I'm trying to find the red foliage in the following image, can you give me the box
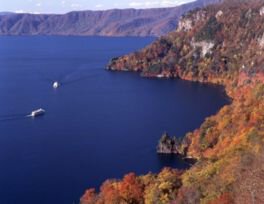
[99,180,121,203]
[173,187,201,204]
[119,173,144,203]
[208,192,234,204]
[80,188,96,204]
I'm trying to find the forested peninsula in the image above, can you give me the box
[81,0,264,203]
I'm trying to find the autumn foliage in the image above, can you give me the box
[81,0,264,203]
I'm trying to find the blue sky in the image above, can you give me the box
[0,0,196,14]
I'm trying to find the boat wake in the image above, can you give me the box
[61,65,101,85]
[0,113,29,122]
[36,65,102,87]
[0,110,46,122]
[62,73,101,86]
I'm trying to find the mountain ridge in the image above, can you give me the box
[0,0,221,37]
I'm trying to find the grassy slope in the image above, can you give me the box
[81,1,264,203]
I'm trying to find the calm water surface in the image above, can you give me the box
[0,36,228,204]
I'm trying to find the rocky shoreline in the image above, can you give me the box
[81,1,264,203]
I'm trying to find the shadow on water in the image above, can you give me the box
[157,154,196,170]
[183,157,197,166]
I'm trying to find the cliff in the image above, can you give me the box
[81,0,264,203]
[156,132,181,154]
[0,0,220,37]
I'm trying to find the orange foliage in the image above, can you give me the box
[118,173,144,203]
[80,189,96,204]
[82,1,264,203]
[208,192,234,204]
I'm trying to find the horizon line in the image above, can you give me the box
[0,0,197,15]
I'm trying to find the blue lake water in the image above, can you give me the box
[0,36,228,204]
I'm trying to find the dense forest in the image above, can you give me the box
[81,0,264,203]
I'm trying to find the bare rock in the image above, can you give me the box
[260,6,264,16]
[192,40,215,57]
[215,10,223,19]
[157,132,181,154]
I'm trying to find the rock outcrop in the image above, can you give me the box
[260,6,264,16]
[215,10,223,18]
[156,132,181,154]
[192,40,215,57]
[259,33,264,48]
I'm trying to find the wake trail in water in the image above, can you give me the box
[35,64,102,86]
[61,65,100,83]
[61,73,102,86]
[0,113,27,118]
[0,113,30,122]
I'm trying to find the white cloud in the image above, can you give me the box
[15,10,26,13]
[71,3,81,8]
[129,0,196,8]
[95,4,104,8]
[8,0,198,14]
[15,10,40,14]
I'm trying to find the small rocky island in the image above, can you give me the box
[157,132,182,154]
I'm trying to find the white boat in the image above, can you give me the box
[53,81,59,89]
[30,108,45,117]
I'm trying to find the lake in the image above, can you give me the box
[0,36,228,204]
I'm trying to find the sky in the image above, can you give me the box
[0,0,196,14]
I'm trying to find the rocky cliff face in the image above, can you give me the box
[108,1,264,82]
[156,132,181,154]
[0,0,221,36]
[81,1,264,203]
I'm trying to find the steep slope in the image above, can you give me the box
[0,0,221,37]
[81,0,264,203]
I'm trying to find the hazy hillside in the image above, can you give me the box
[0,12,14,16]
[0,0,221,36]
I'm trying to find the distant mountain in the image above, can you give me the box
[0,0,221,37]
[0,12,14,16]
